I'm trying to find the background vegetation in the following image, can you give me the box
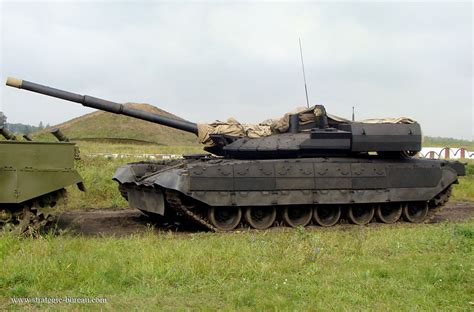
[423,137,474,150]
[4,123,44,135]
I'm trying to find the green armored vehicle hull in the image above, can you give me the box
[0,140,84,233]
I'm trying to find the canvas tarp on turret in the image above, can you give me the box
[197,106,345,145]
[197,105,416,145]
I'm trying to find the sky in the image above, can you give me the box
[0,1,472,139]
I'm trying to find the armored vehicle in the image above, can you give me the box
[0,125,84,234]
[6,77,465,231]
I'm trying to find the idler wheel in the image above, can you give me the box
[244,207,276,230]
[347,205,374,225]
[208,207,241,231]
[402,203,428,223]
[313,205,341,227]
[375,204,402,224]
[282,206,312,227]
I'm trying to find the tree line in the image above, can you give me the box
[0,111,49,134]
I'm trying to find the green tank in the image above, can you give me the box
[0,127,84,234]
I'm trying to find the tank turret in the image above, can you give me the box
[6,77,421,159]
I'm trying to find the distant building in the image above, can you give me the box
[0,112,6,127]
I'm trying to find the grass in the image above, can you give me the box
[452,162,474,202]
[453,175,474,202]
[66,156,131,209]
[1,222,473,310]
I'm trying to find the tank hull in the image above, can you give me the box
[114,157,464,230]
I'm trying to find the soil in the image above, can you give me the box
[55,202,474,236]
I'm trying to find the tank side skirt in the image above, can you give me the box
[182,159,454,207]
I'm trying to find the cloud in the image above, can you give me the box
[1,1,472,139]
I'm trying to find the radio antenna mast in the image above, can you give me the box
[299,38,310,108]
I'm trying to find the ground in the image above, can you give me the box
[56,202,474,236]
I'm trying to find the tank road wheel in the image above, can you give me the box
[282,206,313,227]
[208,207,241,231]
[313,205,341,227]
[375,204,402,224]
[347,205,374,225]
[402,203,428,223]
[244,207,277,230]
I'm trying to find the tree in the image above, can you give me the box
[0,112,6,127]
[38,121,44,130]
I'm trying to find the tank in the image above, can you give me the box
[6,77,465,231]
[0,125,84,234]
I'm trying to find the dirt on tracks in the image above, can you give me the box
[56,202,474,236]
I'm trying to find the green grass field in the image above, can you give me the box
[1,223,473,310]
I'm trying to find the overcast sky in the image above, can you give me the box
[0,1,472,139]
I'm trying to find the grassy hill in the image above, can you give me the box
[34,103,199,146]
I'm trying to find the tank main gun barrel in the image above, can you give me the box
[6,77,198,135]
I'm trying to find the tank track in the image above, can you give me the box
[165,190,217,231]
[426,186,452,223]
[0,189,65,235]
[120,184,454,232]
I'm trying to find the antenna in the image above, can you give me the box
[352,106,355,121]
[299,38,310,108]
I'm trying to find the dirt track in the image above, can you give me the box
[56,202,474,236]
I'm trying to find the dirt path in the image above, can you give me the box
[56,202,474,236]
